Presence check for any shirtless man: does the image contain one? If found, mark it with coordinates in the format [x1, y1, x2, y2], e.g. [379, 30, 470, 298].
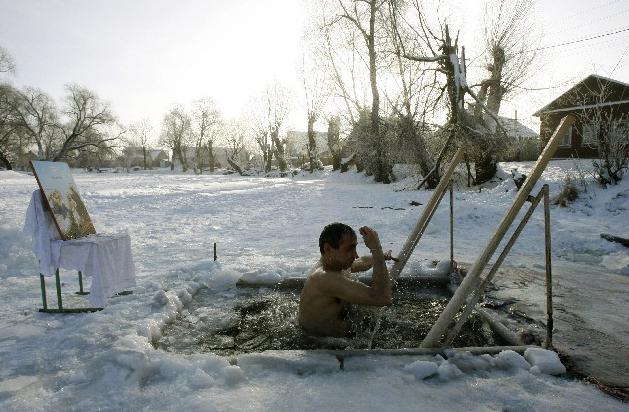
[298, 223, 393, 337]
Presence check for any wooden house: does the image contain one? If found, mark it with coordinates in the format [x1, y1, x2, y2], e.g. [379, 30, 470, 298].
[533, 74, 629, 158]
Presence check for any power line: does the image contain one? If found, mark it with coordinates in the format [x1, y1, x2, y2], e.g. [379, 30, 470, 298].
[611, 43, 629, 75]
[519, 26, 629, 53]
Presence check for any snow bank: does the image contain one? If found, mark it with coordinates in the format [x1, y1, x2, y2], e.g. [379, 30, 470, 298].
[525, 347, 567, 375]
[0, 166, 626, 411]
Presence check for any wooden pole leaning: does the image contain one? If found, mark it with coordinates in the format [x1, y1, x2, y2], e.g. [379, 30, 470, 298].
[390, 147, 465, 280]
[443, 185, 547, 345]
[421, 115, 575, 348]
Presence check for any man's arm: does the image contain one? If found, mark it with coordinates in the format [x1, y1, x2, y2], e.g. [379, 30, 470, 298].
[319, 227, 392, 306]
[350, 255, 373, 273]
[317, 272, 392, 306]
[350, 250, 395, 273]
[363, 227, 392, 306]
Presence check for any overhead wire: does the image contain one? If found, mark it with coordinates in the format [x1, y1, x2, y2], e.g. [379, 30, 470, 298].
[517, 26, 629, 53]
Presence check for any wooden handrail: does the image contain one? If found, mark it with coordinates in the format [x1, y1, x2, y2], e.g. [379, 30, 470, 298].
[421, 115, 575, 348]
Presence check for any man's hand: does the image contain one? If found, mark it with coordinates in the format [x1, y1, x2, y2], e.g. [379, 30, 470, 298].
[359, 226, 382, 252]
[383, 250, 398, 262]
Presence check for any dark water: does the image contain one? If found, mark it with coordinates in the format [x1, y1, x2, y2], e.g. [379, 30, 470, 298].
[155, 286, 496, 356]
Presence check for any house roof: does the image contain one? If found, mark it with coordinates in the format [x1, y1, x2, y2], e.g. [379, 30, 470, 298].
[533, 74, 629, 116]
[498, 116, 538, 139]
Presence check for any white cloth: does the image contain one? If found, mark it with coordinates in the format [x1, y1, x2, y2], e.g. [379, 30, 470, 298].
[23, 190, 136, 307]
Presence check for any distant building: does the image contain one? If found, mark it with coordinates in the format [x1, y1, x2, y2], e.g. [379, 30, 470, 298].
[497, 115, 540, 162]
[533, 74, 629, 159]
[122, 147, 169, 168]
[171, 146, 250, 171]
[285, 130, 330, 166]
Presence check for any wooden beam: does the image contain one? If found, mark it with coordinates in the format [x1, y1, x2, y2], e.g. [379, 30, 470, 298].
[421, 115, 575, 348]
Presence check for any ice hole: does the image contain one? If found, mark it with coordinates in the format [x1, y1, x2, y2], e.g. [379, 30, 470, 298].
[154, 271, 500, 356]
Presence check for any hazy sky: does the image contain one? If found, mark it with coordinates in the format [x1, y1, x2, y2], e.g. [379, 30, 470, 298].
[1, 0, 628, 137]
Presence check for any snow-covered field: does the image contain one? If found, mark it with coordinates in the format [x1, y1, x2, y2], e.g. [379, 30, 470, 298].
[0, 161, 627, 411]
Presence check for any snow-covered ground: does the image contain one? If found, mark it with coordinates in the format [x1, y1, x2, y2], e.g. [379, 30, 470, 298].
[0, 161, 627, 411]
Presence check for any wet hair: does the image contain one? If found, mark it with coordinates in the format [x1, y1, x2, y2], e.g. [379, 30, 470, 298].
[319, 222, 356, 254]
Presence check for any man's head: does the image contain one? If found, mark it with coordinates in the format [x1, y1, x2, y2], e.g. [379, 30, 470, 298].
[319, 222, 358, 270]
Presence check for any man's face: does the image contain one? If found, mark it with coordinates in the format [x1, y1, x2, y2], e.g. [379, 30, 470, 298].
[324, 233, 359, 270]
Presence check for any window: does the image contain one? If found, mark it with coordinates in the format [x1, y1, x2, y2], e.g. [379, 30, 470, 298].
[582, 121, 599, 147]
[559, 127, 572, 147]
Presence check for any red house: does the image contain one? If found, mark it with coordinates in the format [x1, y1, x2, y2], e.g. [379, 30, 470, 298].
[533, 74, 629, 158]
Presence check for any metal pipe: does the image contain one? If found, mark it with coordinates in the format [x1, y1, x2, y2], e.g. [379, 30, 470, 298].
[444, 187, 545, 344]
[55, 268, 63, 310]
[543, 184, 553, 349]
[40, 274, 47, 310]
[450, 182, 454, 267]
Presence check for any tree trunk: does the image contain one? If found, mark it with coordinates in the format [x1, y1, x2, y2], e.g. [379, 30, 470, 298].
[142, 146, 147, 170]
[227, 156, 244, 176]
[271, 133, 287, 172]
[367, 0, 388, 183]
[307, 114, 317, 173]
[0, 150, 12, 170]
[178, 145, 188, 172]
[327, 117, 342, 171]
[208, 143, 215, 172]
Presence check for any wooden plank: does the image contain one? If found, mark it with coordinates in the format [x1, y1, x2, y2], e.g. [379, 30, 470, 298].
[236, 275, 450, 290]
[421, 115, 575, 348]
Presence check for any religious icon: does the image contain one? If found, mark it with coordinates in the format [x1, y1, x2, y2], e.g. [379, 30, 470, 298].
[30, 161, 96, 240]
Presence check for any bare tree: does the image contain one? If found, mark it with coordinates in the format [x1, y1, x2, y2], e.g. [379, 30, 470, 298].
[383, 1, 440, 187]
[301, 48, 330, 172]
[326, 114, 343, 170]
[475, 0, 537, 117]
[54, 84, 119, 161]
[466, 0, 538, 182]
[160, 106, 191, 171]
[576, 84, 629, 185]
[336, 0, 391, 182]
[0, 84, 21, 169]
[265, 83, 291, 172]
[127, 118, 154, 169]
[0, 46, 16, 75]
[10, 87, 59, 160]
[223, 120, 247, 175]
[190, 98, 221, 174]
[247, 83, 291, 173]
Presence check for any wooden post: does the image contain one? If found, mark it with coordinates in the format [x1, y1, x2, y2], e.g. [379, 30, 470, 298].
[543, 185, 553, 349]
[421, 115, 575, 348]
[213, 242, 217, 261]
[390, 147, 464, 280]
